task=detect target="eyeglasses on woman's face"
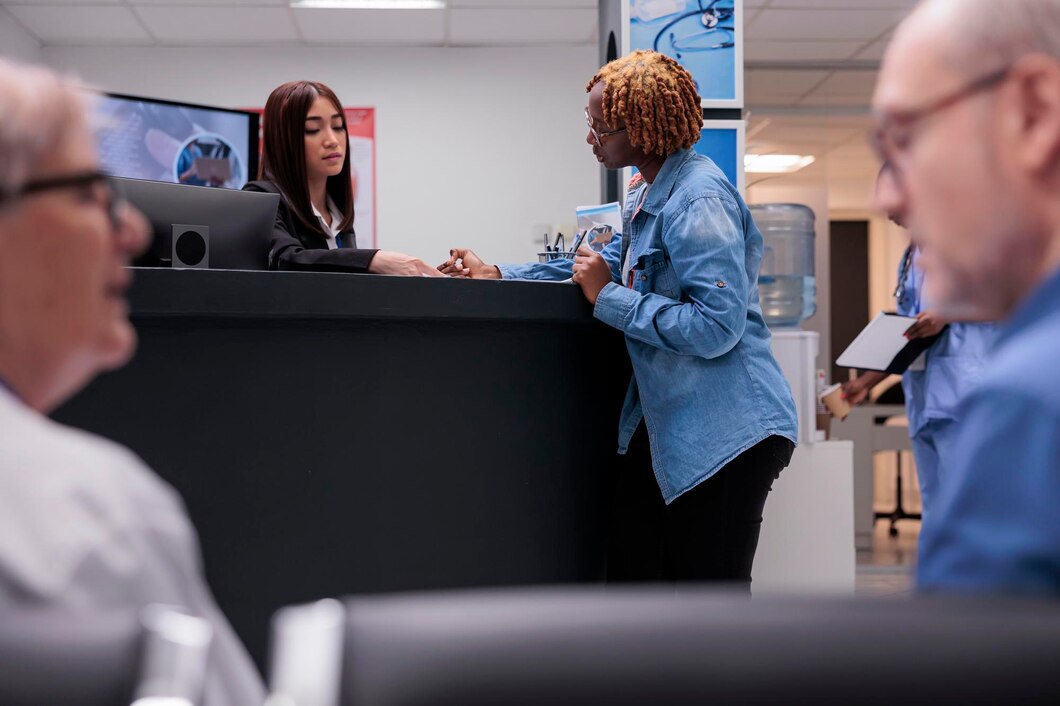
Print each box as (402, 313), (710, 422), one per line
(585, 108), (626, 146)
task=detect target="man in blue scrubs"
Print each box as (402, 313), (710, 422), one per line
(892, 244), (996, 518)
(845, 169), (996, 521)
(873, 0), (1060, 593)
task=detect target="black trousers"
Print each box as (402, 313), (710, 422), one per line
(606, 424), (794, 587)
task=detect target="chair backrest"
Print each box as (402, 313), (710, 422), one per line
(0, 608), (142, 706)
(270, 587), (1060, 706)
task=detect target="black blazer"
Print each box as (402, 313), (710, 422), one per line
(242, 180), (378, 273)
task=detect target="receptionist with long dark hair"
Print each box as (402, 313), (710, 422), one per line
(244, 80), (439, 276)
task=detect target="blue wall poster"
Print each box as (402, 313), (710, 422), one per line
(623, 119), (744, 200)
(627, 0), (743, 108)
(694, 120), (744, 192)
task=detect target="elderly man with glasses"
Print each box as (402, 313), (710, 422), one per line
(0, 59), (264, 704)
(872, 0), (1060, 594)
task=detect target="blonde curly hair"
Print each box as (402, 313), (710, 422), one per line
(586, 50), (703, 157)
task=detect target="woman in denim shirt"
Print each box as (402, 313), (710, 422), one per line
(441, 51), (798, 586)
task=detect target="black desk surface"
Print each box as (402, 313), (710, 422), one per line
(55, 268), (631, 672)
(125, 267), (600, 322)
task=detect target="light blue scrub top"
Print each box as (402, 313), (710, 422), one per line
(918, 268), (1060, 593)
(895, 246), (996, 434)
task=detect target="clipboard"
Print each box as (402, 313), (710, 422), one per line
(836, 312), (945, 374)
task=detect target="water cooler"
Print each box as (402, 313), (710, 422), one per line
(750, 203), (855, 593)
(753, 204), (819, 444)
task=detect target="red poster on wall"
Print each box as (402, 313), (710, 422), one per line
(244, 106), (377, 248)
(343, 108), (376, 249)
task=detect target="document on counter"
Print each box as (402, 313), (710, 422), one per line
(836, 312), (941, 374)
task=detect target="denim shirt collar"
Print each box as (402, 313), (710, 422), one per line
(639, 148), (696, 217)
(996, 267), (1060, 348)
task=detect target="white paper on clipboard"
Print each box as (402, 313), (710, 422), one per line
(836, 312), (918, 371)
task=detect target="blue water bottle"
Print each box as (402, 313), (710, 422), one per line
(750, 203), (817, 328)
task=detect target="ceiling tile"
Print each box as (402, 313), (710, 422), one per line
(745, 40), (863, 62)
(758, 125), (859, 146)
(1, 0), (123, 4)
(449, 8), (596, 45)
(450, 0), (595, 6)
(854, 37), (891, 61)
(812, 69), (877, 98)
(293, 7), (445, 44)
(6, 4), (150, 43)
(747, 69), (829, 97)
(129, 0), (288, 4)
(746, 95), (804, 108)
(135, 6), (297, 44)
(768, 0), (916, 8)
(798, 92), (875, 108)
(747, 9), (908, 41)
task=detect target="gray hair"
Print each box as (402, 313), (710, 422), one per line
(0, 58), (88, 198)
(933, 0), (1060, 76)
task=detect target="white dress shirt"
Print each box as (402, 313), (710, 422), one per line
(312, 196), (344, 250)
(0, 386), (265, 706)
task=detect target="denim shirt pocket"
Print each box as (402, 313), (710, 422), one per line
(633, 247), (681, 299)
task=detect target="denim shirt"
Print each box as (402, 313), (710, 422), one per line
(500, 149), (797, 503)
(896, 246), (997, 434)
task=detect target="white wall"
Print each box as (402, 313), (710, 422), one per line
(41, 45), (600, 265)
(0, 9), (40, 64)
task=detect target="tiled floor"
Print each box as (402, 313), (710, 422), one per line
(854, 520), (919, 598)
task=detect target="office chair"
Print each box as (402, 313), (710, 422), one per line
(269, 587), (1060, 706)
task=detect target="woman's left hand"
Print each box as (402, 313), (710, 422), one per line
(572, 245), (612, 305)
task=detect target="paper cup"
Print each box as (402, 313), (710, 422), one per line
(819, 383), (851, 421)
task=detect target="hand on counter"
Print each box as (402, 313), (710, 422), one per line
(438, 249), (500, 279)
(368, 251), (444, 277)
(572, 245), (611, 305)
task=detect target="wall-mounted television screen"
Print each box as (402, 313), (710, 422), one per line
(92, 92), (259, 189)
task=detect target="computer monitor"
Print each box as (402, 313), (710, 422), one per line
(118, 177), (279, 271)
(93, 92), (259, 189)
(268, 589), (1060, 706)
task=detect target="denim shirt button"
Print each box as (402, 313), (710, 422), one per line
(640, 274), (647, 281)
(716, 280), (727, 288)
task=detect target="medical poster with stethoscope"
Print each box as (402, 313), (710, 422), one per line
(626, 0), (743, 108)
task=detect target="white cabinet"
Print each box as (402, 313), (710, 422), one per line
(755, 441), (856, 594)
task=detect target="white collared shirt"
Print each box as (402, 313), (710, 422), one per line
(312, 196), (345, 249)
(0, 386), (265, 706)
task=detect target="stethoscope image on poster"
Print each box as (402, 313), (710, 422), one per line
(628, 0), (742, 108)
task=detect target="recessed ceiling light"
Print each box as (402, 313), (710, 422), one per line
(744, 154), (816, 174)
(291, 0), (446, 9)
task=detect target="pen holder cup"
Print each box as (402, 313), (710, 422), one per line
(537, 251), (576, 264)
